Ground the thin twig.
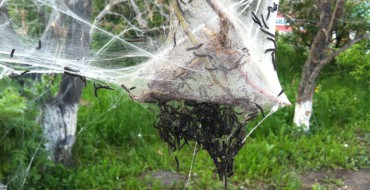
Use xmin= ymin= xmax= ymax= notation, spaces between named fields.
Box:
xmin=172 ymin=0 xmax=197 ymax=44
xmin=21 ymin=136 xmax=44 ymax=188
xmin=184 ymin=142 xmax=198 ymax=190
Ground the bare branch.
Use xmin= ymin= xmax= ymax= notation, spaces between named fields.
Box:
xmin=90 ymin=0 xmax=127 ymax=36
xmin=129 ymin=0 xmax=148 ymax=29
xmin=206 ymin=0 xmax=232 ymax=46
xmin=280 ymin=12 xmax=317 ymax=25
xmin=327 ymin=0 xmax=345 ymax=33
xmin=171 ymin=0 xmax=197 ymax=44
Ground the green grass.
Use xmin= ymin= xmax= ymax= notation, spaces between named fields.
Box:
xmin=28 ymin=73 xmax=368 ymax=189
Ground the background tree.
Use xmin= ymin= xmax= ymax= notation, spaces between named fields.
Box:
xmin=0 ymin=0 xmax=169 ymax=167
xmin=280 ymin=0 xmax=370 ymax=131
xmin=41 ymin=0 xmax=92 ymax=166
xmin=40 ymin=0 xmax=168 ymax=166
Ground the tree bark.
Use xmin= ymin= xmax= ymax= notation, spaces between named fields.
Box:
xmin=42 ymin=0 xmax=91 ymax=166
xmin=293 ymin=0 xmax=345 ymax=131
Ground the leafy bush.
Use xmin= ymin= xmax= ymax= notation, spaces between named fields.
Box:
xmin=336 ymin=40 xmax=370 ymax=82
xmin=276 ymin=36 xmax=308 ymax=76
xmin=0 ymin=78 xmax=53 ymax=189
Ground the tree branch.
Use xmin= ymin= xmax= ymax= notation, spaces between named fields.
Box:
xmin=320 ymin=33 xmax=370 ymax=64
xmin=129 ymin=0 xmax=148 ymax=29
xmin=327 ymin=0 xmax=345 ymax=33
xmin=280 ymin=12 xmax=318 ymax=25
xmin=90 ymin=0 xmax=127 ymax=36
xmin=171 ymin=0 xmax=197 ymax=44
xmin=206 ymin=0 xmax=232 ymax=47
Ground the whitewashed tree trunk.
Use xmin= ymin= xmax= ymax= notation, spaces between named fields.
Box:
xmin=293 ymin=100 xmax=312 ymax=131
xmin=42 ymin=101 xmax=79 ymax=166
xmin=41 ymin=0 xmax=91 ymax=166
xmin=293 ymin=0 xmax=343 ymax=131
xmin=292 ymin=0 xmax=332 ymax=131
xmin=292 ymin=0 xmax=370 ymax=131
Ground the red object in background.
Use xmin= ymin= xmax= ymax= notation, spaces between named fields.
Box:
xmin=276 ymin=14 xmax=292 ymax=33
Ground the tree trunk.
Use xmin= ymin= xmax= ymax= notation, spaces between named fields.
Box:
xmin=293 ymin=0 xmax=345 ymax=131
xmin=42 ymin=0 xmax=91 ymax=166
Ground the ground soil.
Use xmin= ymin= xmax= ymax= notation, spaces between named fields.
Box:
xmin=146 ymin=169 xmax=370 ymax=189
xmin=300 ymin=169 xmax=370 ymax=190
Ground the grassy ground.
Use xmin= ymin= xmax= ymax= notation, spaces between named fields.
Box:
xmin=1 ymin=42 xmax=369 ymax=189
xmin=40 ymin=71 xmax=369 ymax=189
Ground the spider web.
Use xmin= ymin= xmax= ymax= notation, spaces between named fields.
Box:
xmin=0 ymin=0 xmax=290 ymax=111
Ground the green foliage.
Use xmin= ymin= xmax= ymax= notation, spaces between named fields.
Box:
xmin=279 ymin=0 xmax=320 ymax=48
xmin=0 ymin=83 xmax=26 ymax=122
xmin=0 ymin=78 xmax=54 ymax=189
xmin=6 ymin=0 xmax=51 ymax=38
xmin=315 ymin=78 xmax=369 ymax=125
xmin=77 ymin=83 xmax=157 ymax=146
xmin=343 ymin=2 xmax=370 ymax=35
xmin=312 ymin=182 xmax=327 ymax=190
xmin=336 ymin=40 xmax=370 ymax=81
xmin=276 ymin=37 xmax=307 ymax=75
